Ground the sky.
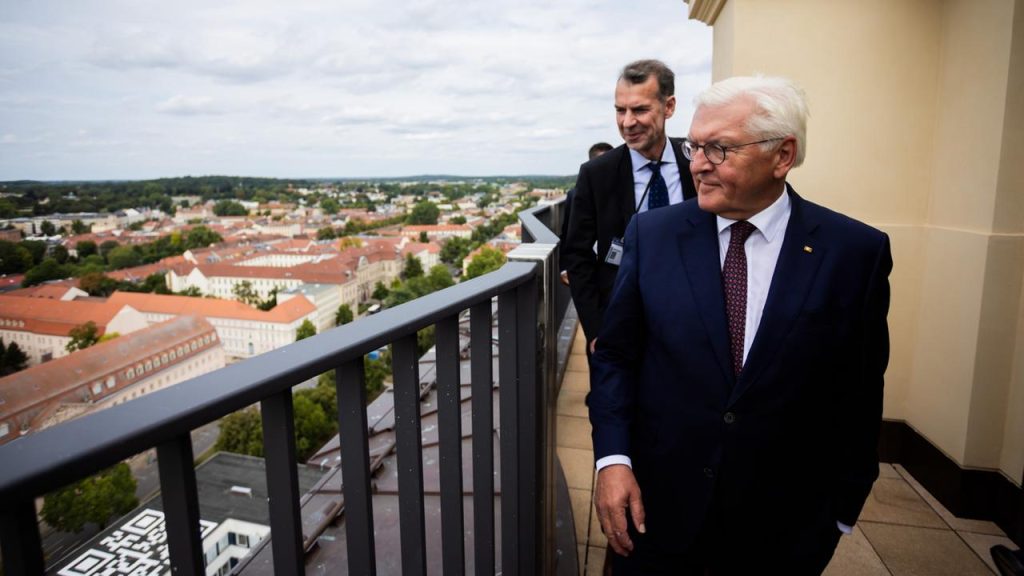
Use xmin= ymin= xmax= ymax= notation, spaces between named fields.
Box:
xmin=0 ymin=0 xmax=712 ymax=181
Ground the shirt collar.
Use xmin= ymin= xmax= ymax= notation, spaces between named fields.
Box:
xmin=629 ymin=141 xmax=675 ymax=175
xmin=716 ymin=183 xmax=791 ymax=243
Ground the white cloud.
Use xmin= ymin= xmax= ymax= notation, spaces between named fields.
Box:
xmin=0 ymin=0 xmax=712 ymax=180
xmin=156 ymin=95 xmax=227 ymax=116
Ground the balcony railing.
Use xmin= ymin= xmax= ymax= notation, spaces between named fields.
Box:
xmin=0 ymin=200 xmax=571 ymax=576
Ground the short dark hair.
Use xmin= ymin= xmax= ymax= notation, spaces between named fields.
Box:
xmin=619 ymin=59 xmax=675 ymax=102
xmin=588 ymin=142 xmax=613 ymax=160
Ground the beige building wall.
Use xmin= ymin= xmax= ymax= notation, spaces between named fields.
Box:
xmin=688 ymin=0 xmax=1024 ymax=484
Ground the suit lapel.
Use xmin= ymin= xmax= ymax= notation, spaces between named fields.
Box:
xmin=677 ymin=208 xmax=734 ymax=387
xmin=732 ymin=190 xmax=825 ymax=401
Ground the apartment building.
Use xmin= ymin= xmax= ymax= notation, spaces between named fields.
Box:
xmin=0 ymin=315 xmax=223 ymax=445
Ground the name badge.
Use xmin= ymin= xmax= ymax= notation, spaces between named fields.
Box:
xmin=605 ymin=238 xmax=624 ymax=266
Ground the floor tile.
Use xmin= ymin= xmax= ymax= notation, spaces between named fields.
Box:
xmin=586 ymin=545 xmax=607 ymax=576
xmin=558 ymin=446 xmax=595 ymax=490
xmin=577 ymin=545 xmax=586 ymax=573
xmin=567 ymin=353 xmax=590 ymax=373
xmin=561 ymin=370 xmax=591 ymax=392
xmin=860 ymin=522 xmax=992 ymax=576
xmin=958 ymin=530 xmax=1014 ymax=575
xmin=557 ymin=389 xmax=589 ymax=418
xmin=556 ymin=415 xmax=592 ymax=450
xmin=823 ymin=525 xmax=891 ymax=576
xmin=859 ymin=477 xmax=946 ymax=528
xmin=893 ymin=465 xmax=1007 ymax=536
xmin=588 ymin=498 xmax=608 ymax=548
xmin=569 ymin=488 xmax=592 ymax=545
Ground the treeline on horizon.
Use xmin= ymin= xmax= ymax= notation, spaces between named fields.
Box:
xmin=0 ymin=174 xmax=575 ymax=219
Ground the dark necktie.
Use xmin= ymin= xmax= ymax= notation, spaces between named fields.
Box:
xmin=646 ymin=161 xmax=669 ymax=210
xmin=723 ymin=220 xmax=756 ymax=375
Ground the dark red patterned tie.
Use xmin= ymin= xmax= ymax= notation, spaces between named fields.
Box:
xmin=723 ymin=221 xmax=756 ymax=375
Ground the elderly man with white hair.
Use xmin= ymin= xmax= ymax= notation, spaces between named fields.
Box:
xmin=588 ymin=75 xmax=892 ymax=574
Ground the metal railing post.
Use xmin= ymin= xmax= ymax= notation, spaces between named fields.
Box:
xmin=508 ymin=241 xmax=558 ymax=575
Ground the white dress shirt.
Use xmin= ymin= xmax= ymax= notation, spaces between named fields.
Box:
xmin=716 ymin=186 xmax=791 ymax=364
xmin=629 ymin=145 xmax=685 ymax=213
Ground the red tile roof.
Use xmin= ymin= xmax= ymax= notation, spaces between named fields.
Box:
xmin=0 ymin=296 xmax=132 ymax=336
xmin=0 ymin=315 xmax=220 ymax=441
xmin=105 ymin=291 xmax=316 ymax=323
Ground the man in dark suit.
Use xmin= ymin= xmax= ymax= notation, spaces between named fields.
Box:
xmin=563 ymin=60 xmax=698 ymax=352
xmin=560 ymin=142 xmax=613 ymax=286
xmin=588 ymin=76 xmax=892 ymax=574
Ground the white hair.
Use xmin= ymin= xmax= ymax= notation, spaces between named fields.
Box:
xmin=694 ymin=75 xmax=809 ymax=167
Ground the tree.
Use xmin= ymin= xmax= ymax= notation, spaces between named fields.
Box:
xmin=406 ymin=201 xmax=440 ymax=225
xmin=296 ymin=318 xmax=317 ymax=341
xmin=19 ymin=240 xmax=46 ymax=265
xmin=291 ymin=392 xmax=334 ymax=461
xmin=106 ymin=245 xmax=141 ymax=270
xmin=426 ymin=264 xmax=455 ymax=292
xmin=465 ymin=246 xmax=507 ymax=280
xmin=449 ymin=215 xmax=467 ymax=225
xmin=0 ymin=197 xmax=17 ymax=218
xmin=40 ymin=220 xmax=57 ymax=236
xmin=41 ymin=463 xmax=138 ymax=533
xmin=316 ymin=227 xmax=337 ymax=241
xmin=232 ymin=280 xmax=262 ymax=307
xmin=184 ymin=226 xmax=222 ymax=249
xmin=1 ymin=341 xmax=28 ymax=375
xmin=22 ymin=258 xmax=71 ymax=286
xmin=76 ymin=240 xmax=98 ymax=259
xmin=213 ymin=200 xmax=248 ymax=216
xmin=66 ymin=321 xmax=101 ymax=352
xmin=320 ymin=198 xmax=339 ymax=215
xmin=335 ymin=303 xmax=354 ymax=327
xmin=78 ymin=272 xmax=119 ymax=297
xmin=440 ymin=237 xmax=472 ymax=266
xmin=402 ymin=254 xmax=424 ymax=280
xmin=215 ymin=407 xmax=264 ymax=457
xmin=371 ymin=281 xmax=389 ymax=301
xmin=0 ymin=241 xmax=33 ymax=273
xmin=70 ymin=219 xmax=91 ymax=234
xmin=51 ymin=244 xmax=69 ymax=264
xmin=98 ymin=240 xmax=120 ymax=261
xmin=338 ymin=236 xmax=363 ymax=249
xmin=216 ymin=388 xmax=339 ymax=462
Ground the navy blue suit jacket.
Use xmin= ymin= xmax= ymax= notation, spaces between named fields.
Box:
xmin=588 ymin=189 xmax=891 ymax=562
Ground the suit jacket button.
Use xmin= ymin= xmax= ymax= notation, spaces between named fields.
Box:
xmin=723 ymin=412 xmax=736 ymax=424
xmin=703 ymin=467 xmax=714 ymax=478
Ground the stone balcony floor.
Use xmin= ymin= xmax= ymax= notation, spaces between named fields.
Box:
xmin=556 ymin=326 xmax=1016 ymax=576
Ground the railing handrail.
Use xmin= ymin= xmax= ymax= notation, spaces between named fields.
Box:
xmin=0 ymin=261 xmax=538 ymax=507
xmin=518 ymin=202 xmax=561 ymax=245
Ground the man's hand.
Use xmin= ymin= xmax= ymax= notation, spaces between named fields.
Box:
xmin=560 ymin=270 xmax=570 ymax=286
xmin=589 ymin=338 xmax=598 ymax=354
xmin=595 ymin=464 xmax=646 ymax=556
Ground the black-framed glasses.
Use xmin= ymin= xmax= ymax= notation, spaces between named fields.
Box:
xmin=682 ymin=137 xmax=784 ymax=165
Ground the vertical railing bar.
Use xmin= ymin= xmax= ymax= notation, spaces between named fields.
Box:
xmin=516 ymin=275 xmax=540 ymax=574
xmin=470 ymin=300 xmax=495 ymax=576
xmin=156 ymin=435 xmax=205 ymax=576
xmin=393 ymin=333 xmax=427 ymax=576
xmin=497 ymin=290 xmax=520 ymax=576
xmin=437 ymin=314 xmax=466 ymax=575
xmin=261 ymin=391 xmax=305 ymax=575
xmin=337 ymin=357 xmax=377 ymax=575
xmin=0 ymin=501 xmax=43 ymax=576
